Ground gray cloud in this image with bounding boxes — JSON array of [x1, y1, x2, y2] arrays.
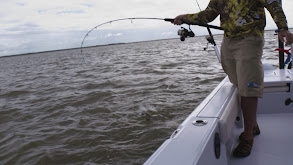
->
[[0, 0, 292, 57]]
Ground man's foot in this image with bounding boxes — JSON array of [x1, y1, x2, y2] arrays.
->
[[239, 125, 260, 141], [233, 139, 253, 157]]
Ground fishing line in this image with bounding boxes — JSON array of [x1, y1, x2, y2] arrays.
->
[[195, 0, 202, 11], [80, 17, 171, 64], [80, 17, 223, 64], [81, 18, 165, 53]]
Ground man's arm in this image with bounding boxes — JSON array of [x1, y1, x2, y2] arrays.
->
[[173, 0, 219, 25], [262, 0, 288, 30], [187, 0, 219, 24], [261, 0, 292, 45]]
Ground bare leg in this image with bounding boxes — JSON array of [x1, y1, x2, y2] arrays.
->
[[240, 96, 258, 140], [233, 96, 258, 157]]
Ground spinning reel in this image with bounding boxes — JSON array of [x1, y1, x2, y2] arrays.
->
[[177, 26, 195, 41]]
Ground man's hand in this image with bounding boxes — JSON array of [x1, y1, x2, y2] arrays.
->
[[173, 14, 188, 25], [278, 30, 293, 46]]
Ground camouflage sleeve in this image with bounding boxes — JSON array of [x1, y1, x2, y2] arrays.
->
[[186, 0, 219, 24], [261, 0, 288, 29]]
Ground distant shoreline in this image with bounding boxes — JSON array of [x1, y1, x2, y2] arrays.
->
[[0, 28, 287, 58], [0, 37, 182, 58]]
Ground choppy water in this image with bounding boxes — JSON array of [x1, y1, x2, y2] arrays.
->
[[0, 31, 281, 164]]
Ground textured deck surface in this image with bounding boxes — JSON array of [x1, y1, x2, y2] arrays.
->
[[229, 113, 293, 165]]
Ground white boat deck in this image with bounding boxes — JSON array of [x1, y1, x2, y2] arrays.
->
[[145, 66, 293, 165], [229, 113, 293, 165], [228, 66, 293, 165]]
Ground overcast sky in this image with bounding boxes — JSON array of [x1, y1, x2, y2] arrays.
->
[[1, 0, 293, 56]]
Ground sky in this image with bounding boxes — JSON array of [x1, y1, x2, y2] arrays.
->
[[1, 0, 293, 56]]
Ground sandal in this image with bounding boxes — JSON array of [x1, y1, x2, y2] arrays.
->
[[233, 139, 253, 157], [239, 125, 260, 141]]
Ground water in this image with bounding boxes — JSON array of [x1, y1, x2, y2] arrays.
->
[[0, 31, 281, 165]]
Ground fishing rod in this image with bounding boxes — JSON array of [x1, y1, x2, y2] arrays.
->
[[80, 17, 223, 64], [81, 17, 165, 53], [80, 17, 223, 52], [194, 0, 221, 62]]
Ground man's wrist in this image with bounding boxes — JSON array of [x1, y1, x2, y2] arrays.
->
[[279, 27, 289, 31]]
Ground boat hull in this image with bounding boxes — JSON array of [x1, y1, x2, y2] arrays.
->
[[145, 65, 293, 165]]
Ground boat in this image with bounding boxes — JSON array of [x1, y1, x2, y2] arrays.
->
[[144, 59, 293, 164], [144, 30, 293, 164]]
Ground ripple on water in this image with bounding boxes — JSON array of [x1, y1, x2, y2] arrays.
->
[[0, 31, 281, 164]]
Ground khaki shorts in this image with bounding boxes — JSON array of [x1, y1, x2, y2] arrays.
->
[[221, 36, 264, 97]]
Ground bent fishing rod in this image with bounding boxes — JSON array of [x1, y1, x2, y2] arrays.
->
[[80, 17, 223, 61]]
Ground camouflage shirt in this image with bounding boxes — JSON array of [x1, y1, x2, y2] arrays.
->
[[187, 0, 288, 39]]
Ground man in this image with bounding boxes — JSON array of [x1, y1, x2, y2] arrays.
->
[[173, 0, 292, 157]]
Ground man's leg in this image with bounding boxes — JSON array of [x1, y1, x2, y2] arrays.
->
[[240, 96, 258, 139], [222, 36, 264, 157], [233, 96, 258, 157]]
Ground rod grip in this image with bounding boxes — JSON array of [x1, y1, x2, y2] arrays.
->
[[164, 18, 174, 23], [164, 18, 223, 30]]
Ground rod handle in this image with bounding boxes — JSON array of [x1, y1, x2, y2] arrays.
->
[[164, 18, 174, 23]]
